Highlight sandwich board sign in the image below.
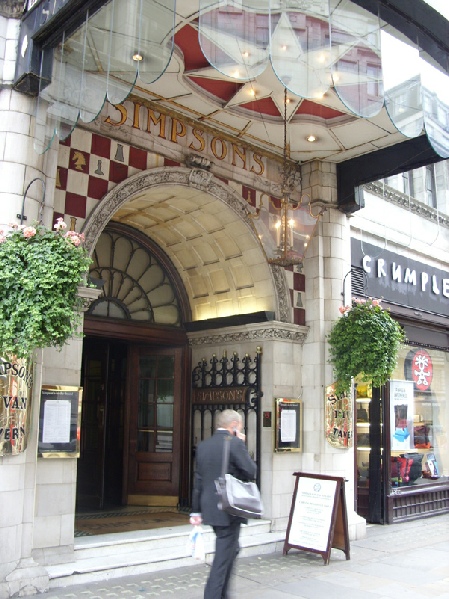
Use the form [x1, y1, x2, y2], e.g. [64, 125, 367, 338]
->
[284, 472, 350, 565]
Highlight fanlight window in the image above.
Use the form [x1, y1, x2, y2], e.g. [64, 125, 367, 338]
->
[88, 229, 181, 326]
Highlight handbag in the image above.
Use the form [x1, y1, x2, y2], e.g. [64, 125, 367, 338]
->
[215, 435, 263, 519]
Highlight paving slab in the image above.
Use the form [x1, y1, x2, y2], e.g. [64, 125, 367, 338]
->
[33, 513, 449, 599]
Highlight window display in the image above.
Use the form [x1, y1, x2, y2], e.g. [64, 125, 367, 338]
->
[355, 345, 448, 522]
[389, 346, 447, 489]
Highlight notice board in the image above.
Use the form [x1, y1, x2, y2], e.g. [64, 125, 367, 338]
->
[283, 472, 350, 565]
[38, 385, 82, 458]
[274, 398, 302, 452]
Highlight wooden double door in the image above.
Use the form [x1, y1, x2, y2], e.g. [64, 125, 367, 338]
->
[77, 337, 186, 510]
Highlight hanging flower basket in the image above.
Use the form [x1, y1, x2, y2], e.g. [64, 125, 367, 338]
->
[0, 219, 92, 359]
[328, 298, 405, 396]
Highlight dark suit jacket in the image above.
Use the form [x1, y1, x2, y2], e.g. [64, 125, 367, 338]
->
[191, 429, 257, 526]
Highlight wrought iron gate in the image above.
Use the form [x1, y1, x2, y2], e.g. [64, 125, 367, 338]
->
[191, 348, 262, 488]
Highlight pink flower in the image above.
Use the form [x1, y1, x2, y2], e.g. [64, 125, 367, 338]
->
[338, 306, 346, 314]
[371, 298, 381, 307]
[23, 226, 36, 238]
[64, 230, 83, 246]
[0, 235, 6, 243]
[54, 217, 67, 231]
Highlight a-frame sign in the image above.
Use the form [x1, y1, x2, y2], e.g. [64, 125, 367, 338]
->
[283, 472, 350, 565]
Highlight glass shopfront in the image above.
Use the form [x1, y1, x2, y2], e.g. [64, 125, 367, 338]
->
[388, 346, 448, 491]
[352, 236, 449, 523]
[355, 345, 449, 523]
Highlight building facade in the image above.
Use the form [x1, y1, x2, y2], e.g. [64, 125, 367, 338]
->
[1, 0, 449, 596]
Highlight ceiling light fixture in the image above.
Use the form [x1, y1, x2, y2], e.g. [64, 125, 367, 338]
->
[307, 135, 317, 142]
[132, 52, 143, 62]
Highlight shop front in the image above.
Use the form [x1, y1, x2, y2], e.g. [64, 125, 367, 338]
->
[352, 238, 449, 523]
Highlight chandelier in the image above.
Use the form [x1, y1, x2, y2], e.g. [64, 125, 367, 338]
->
[250, 89, 323, 267]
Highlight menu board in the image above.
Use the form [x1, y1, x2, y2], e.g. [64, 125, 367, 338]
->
[274, 398, 302, 452]
[38, 386, 82, 457]
[284, 472, 350, 564]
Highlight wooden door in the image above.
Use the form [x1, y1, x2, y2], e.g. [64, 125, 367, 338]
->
[127, 346, 182, 505]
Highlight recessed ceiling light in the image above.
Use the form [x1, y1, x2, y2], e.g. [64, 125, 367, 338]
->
[307, 135, 317, 142]
[242, 51, 249, 58]
[132, 52, 143, 62]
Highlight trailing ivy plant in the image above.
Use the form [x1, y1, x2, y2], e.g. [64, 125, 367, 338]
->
[0, 219, 92, 359]
[328, 298, 405, 396]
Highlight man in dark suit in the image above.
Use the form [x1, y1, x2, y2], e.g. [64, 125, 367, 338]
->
[190, 409, 257, 599]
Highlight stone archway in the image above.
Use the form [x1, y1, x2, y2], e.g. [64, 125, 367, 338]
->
[82, 166, 291, 322]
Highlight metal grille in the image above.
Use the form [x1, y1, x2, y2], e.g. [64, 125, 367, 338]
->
[191, 349, 262, 488]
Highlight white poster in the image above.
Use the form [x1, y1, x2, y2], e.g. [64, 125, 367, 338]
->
[281, 409, 297, 442]
[390, 380, 414, 450]
[42, 400, 71, 443]
[288, 477, 337, 551]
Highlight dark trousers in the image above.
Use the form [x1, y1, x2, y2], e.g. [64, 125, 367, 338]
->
[204, 520, 241, 599]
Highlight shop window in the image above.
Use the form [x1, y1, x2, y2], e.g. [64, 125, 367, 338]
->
[424, 165, 437, 208]
[389, 346, 447, 489]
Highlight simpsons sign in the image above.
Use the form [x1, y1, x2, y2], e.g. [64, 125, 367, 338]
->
[0, 357, 33, 455]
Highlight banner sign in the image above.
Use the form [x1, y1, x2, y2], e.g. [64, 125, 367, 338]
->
[0, 357, 33, 456]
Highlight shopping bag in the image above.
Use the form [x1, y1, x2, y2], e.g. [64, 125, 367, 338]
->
[188, 525, 205, 560]
[215, 473, 263, 519]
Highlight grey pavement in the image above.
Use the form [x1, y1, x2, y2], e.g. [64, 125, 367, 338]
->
[36, 513, 449, 598]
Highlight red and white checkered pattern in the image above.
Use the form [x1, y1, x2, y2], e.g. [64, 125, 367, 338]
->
[56, 130, 305, 325]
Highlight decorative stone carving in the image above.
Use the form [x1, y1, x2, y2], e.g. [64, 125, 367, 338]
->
[188, 324, 309, 346]
[77, 285, 102, 312]
[270, 264, 290, 322]
[0, 0, 24, 18]
[189, 168, 213, 187]
[185, 154, 211, 170]
[365, 181, 449, 228]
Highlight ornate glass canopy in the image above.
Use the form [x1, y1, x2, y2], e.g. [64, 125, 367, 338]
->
[33, 0, 449, 159]
[34, 0, 175, 152]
